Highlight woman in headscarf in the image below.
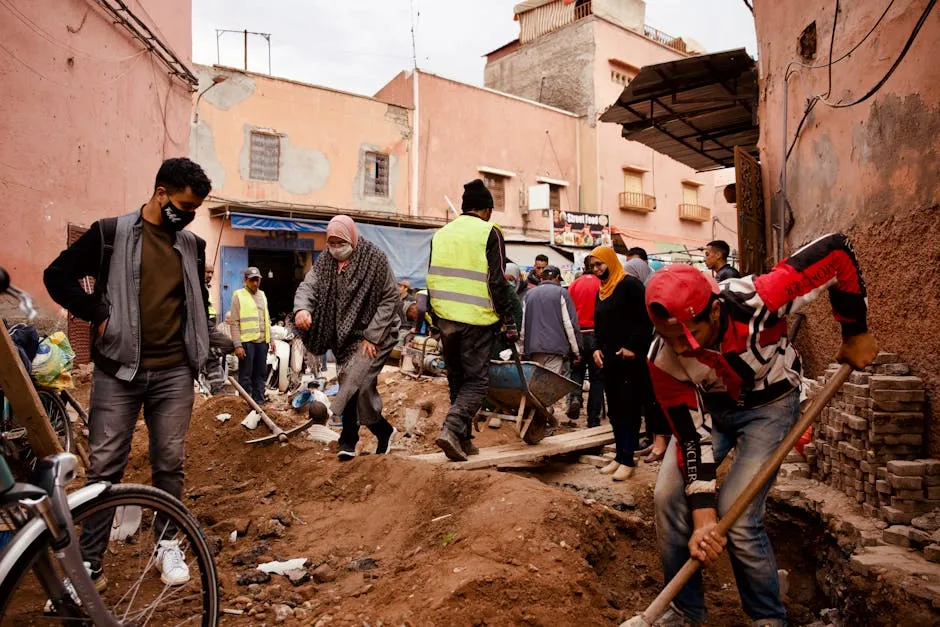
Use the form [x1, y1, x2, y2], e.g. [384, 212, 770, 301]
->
[624, 257, 653, 285]
[590, 246, 659, 481]
[294, 215, 401, 460]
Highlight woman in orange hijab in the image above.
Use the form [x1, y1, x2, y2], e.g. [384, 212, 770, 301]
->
[589, 245, 657, 481]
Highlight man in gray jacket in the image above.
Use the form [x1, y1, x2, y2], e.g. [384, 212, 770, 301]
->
[44, 158, 212, 589]
[521, 266, 582, 377]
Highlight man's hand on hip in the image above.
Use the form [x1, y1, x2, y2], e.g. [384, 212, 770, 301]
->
[837, 332, 878, 370]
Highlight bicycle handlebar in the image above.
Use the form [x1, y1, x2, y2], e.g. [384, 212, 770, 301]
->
[0, 266, 38, 322]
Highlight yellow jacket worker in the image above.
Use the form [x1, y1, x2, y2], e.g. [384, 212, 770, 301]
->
[230, 266, 271, 405]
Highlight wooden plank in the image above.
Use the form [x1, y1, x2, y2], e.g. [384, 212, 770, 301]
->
[410, 425, 614, 470]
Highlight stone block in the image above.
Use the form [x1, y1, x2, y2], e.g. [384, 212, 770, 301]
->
[912, 512, 940, 533]
[924, 544, 940, 563]
[849, 371, 871, 385]
[883, 525, 914, 547]
[842, 383, 870, 397]
[876, 363, 911, 376]
[925, 475, 940, 487]
[873, 352, 902, 364]
[928, 487, 940, 500]
[871, 413, 925, 434]
[884, 434, 924, 446]
[877, 467, 888, 480]
[917, 459, 940, 475]
[870, 399, 925, 412]
[895, 489, 925, 500]
[843, 445, 864, 461]
[881, 506, 916, 524]
[871, 389, 926, 403]
[845, 415, 869, 431]
[888, 474, 924, 490]
[869, 376, 925, 391]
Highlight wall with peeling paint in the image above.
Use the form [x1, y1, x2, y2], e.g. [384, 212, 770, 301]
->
[190, 64, 412, 217]
[755, 0, 940, 454]
[0, 0, 193, 314]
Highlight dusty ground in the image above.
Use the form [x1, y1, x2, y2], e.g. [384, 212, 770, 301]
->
[57, 368, 918, 626]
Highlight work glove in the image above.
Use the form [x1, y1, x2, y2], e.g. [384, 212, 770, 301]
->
[503, 323, 519, 343]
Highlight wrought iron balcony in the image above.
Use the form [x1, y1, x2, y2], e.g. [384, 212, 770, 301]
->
[619, 191, 656, 213]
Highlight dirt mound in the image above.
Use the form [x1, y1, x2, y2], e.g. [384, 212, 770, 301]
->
[111, 395, 662, 625]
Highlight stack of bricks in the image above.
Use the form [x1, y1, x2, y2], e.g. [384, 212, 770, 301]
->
[802, 353, 936, 523]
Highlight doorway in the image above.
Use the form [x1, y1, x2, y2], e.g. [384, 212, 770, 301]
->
[248, 250, 311, 323]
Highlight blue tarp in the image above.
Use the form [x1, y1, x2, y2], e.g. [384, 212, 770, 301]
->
[230, 213, 433, 288]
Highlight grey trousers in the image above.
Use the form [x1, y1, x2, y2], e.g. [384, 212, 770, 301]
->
[332, 333, 398, 448]
[530, 353, 568, 377]
[80, 365, 194, 567]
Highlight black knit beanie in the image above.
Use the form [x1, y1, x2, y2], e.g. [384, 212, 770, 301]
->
[462, 179, 494, 212]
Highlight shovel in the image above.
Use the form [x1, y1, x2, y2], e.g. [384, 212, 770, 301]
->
[228, 376, 313, 445]
[622, 363, 852, 627]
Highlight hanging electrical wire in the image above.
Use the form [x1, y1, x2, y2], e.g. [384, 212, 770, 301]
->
[822, 0, 935, 108]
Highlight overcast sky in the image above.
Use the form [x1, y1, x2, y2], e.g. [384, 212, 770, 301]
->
[192, 0, 757, 96]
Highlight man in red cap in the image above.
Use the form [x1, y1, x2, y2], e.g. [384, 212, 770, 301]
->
[644, 233, 877, 626]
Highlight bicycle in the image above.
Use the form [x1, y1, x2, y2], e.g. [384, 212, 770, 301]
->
[0, 268, 220, 625]
[1, 374, 74, 474]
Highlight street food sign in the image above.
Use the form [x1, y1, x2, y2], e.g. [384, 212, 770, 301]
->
[551, 210, 612, 248]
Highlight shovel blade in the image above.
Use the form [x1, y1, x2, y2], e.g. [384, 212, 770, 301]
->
[245, 419, 315, 445]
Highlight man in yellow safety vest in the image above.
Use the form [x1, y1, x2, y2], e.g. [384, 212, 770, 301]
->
[230, 266, 271, 404]
[427, 179, 515, 461]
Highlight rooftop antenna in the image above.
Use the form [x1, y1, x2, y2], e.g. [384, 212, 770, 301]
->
[216, 29, 272, 74]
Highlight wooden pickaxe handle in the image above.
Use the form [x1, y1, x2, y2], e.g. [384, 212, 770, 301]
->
[228, 376, 286, 440]
[628, 363, 852, 626]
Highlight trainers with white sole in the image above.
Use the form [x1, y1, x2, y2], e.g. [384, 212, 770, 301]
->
[155, 540, 190, 586]
[43, 561, 105, 614]
[376, 426, 398, 455]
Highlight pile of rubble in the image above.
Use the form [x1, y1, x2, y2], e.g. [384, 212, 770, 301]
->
[797, 352, 940, 563]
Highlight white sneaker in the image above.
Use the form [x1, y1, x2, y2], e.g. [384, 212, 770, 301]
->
[43, 561, 99, 614]
[155, 540, 190, 586]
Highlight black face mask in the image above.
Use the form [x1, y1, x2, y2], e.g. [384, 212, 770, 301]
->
[161, 200, 196, 232]
[599, 269, 610, 281]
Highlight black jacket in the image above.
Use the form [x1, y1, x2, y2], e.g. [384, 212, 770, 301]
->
[716, 263, 741, 282]
[593, 276, 653, 360]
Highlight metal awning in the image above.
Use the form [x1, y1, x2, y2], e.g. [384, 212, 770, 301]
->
[504, 242, 574, 269]
[599, 48, 758, 172]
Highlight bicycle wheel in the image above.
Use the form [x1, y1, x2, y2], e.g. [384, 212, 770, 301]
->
[0, 483, 220, 626]
[38, 390, 73, 454]
[16, 390, 73, 474]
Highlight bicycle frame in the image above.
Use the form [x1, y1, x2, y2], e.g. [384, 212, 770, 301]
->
[0, 454, 120, 626]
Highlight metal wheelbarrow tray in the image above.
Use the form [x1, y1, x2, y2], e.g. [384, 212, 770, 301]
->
[486, 360, 580, 444]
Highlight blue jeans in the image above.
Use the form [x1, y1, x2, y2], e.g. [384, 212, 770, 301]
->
[653, 389, 799, 624]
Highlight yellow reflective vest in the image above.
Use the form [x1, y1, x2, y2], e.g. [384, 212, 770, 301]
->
[427, 214, 499, 326]
[208, 294, 217, 319]
[234, 288, 271, 343]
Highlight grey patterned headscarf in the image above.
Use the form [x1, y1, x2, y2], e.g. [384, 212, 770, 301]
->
[624, 258, 653, 285]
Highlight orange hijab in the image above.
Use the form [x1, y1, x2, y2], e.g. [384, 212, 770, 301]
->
[590, 245, 626, 301]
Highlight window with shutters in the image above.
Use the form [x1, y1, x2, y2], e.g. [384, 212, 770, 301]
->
[249, 131, 280, 181]
[482, 173, 507, 211]
[549, 184, 561, 213]
[364, 152, 390, 197]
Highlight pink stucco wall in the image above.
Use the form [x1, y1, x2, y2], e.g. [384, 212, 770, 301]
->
[592, 18, 725, 250]
[755, 0, 939, 246]
[376, 70, 581, 238]
[754, 0, 940, 454]
[0, 0, 193, 314]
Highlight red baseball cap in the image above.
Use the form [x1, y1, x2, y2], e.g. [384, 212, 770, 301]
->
[645, 265, 720, 350]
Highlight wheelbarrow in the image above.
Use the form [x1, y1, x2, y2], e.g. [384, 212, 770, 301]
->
[485, 357, 579, 444]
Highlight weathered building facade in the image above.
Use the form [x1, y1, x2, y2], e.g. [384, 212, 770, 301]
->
[753, 0, 940, 454]
[1, 0, 195, 316]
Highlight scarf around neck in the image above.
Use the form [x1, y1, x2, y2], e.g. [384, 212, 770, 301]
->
[302, 238, 389, 362]
[589, 245, 626, 301]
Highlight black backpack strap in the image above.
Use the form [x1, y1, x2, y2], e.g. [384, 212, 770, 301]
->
[97, 217, 118, 293]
